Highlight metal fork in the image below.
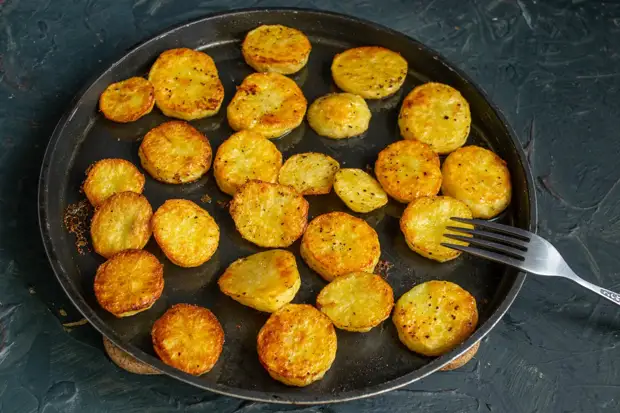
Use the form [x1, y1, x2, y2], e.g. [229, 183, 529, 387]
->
[442, 218, 620, 306]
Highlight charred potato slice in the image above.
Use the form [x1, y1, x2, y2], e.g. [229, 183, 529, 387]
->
[400, 196, 473, 262]
[440, 341, 480, 371]
[331, 46, 407, 99]
[441, 145, 512, 219]
[333, 168, 388, 213]
[139, 121, 212, 184]
[99, 77, 155, 123]
[300, 212, 380, 281]
[83, 158, 145, 207]
[398, 82, 471, 154]
[152, 199, 219, 268]
[227, 72, 307, 139]
[90, 192, 153, 259]
[218, 250, 300, 313]
[229, 180, 309, 248]
[257, 304, 337, 386]
[148, 48, 224, 120]
[103, 337, 161, 375]
[94, 250, 164, 317]
[316, 272, 393, 332]
[375, 140, 442, 203]
[213, 130, 283, 196]
[151, 303, 224, 376]
[393, 280, 478, 356]
[307, 93, 371, 139]
[242, 25, 311, 74]
[278, 152, 340, 195]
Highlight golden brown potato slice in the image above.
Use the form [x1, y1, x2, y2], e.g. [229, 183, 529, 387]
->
[440, 341, 480, 371]
[257, 304, 337, 386]
[229, 180, 309, 248]
[90, 192, 153, 259]
[441, 145, 512, 219]
[139, 121, 212, 184]
[99, 77, 155, 123]
[227, 72, 307, 139]
[148, 48, 224, 120]
[400, 196, 473, 262]
[316, 272, 393, 332]
[307, 93, 371, 139]
[152, 199, 219, 268]
[278, 152, 340, 195]
[152, 303, 224, 376]
[242, 25, 311, 74]
[375, 140, 442, 203]
[94, 250, 163, 317]
[103, 337, 162, 375]
[333, 168, 388, 213]
[398, 82, 471, 154]
[331, 46, 408, 99]
[83, 158, 145, 207]
[213, 130, 283, 196]
[218, 250, 300, 312]
[300, 212, 380, 281]
[393, 280, 478, 356]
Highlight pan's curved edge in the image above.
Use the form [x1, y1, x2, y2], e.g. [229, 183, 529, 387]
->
[37, 7, 538, 404]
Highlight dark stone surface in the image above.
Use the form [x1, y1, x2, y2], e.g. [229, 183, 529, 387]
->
[0, 0, 619, 411]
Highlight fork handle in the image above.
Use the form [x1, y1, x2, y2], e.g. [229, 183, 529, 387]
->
[566, 271, 620, 306]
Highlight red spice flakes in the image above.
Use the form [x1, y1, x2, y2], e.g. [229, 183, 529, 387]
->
[62, 199, 93, 255]
[374, 259, 394, 278]
[200, 193, 212, 204]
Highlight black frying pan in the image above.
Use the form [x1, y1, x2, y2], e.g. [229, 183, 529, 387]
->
[38, 8, 537, 404]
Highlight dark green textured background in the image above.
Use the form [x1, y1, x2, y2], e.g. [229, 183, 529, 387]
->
[1, 0, 619, 412]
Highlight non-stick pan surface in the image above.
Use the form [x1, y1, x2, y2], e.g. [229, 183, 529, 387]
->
[38, 8, 536, 404]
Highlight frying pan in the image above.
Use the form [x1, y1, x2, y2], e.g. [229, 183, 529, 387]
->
[38, 8, 537, 404]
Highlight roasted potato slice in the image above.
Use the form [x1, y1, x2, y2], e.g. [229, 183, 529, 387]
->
[218, 250, 300, 313]
[242, 25, 311, 74]
[307, 93, 371, 139]
[148, 48, 224, 120]
[398, 82, 471, 154]
[99, 77, 155, 123]
[301, 212, 380, 281]
[393, 280, 478, 356]
[278, 152, 340, 195]
[400, 196, 473, 262]
[257, 304, 337, 386]
[152, 199, 219, 268]
[440, 341, 480, 371]
[375, 139, 442, 203]
[316, 272, 393, 332]
[331, 46, 407, 99]
[333, 168, 388, 213]
[213, 130, 282, 196]
[83, 158, 145, 207]
[152, 303, 224, 376]
[94, 250, 163, 317]
[90, 192, 152, 259]
[139, 121, 212, 184]
[227, 72, 307, 139]
[103, 337, 161, 375]
[229, 180, 309, 248]
[441, 145, 512, 219]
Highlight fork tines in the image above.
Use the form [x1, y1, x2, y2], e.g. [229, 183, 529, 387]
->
[441, 217, 531, 266]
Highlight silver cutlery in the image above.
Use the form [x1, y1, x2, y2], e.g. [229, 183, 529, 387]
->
[442, 217, 620, 306]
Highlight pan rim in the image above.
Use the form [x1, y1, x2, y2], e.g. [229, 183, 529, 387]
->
[38, 6, 538, 404]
